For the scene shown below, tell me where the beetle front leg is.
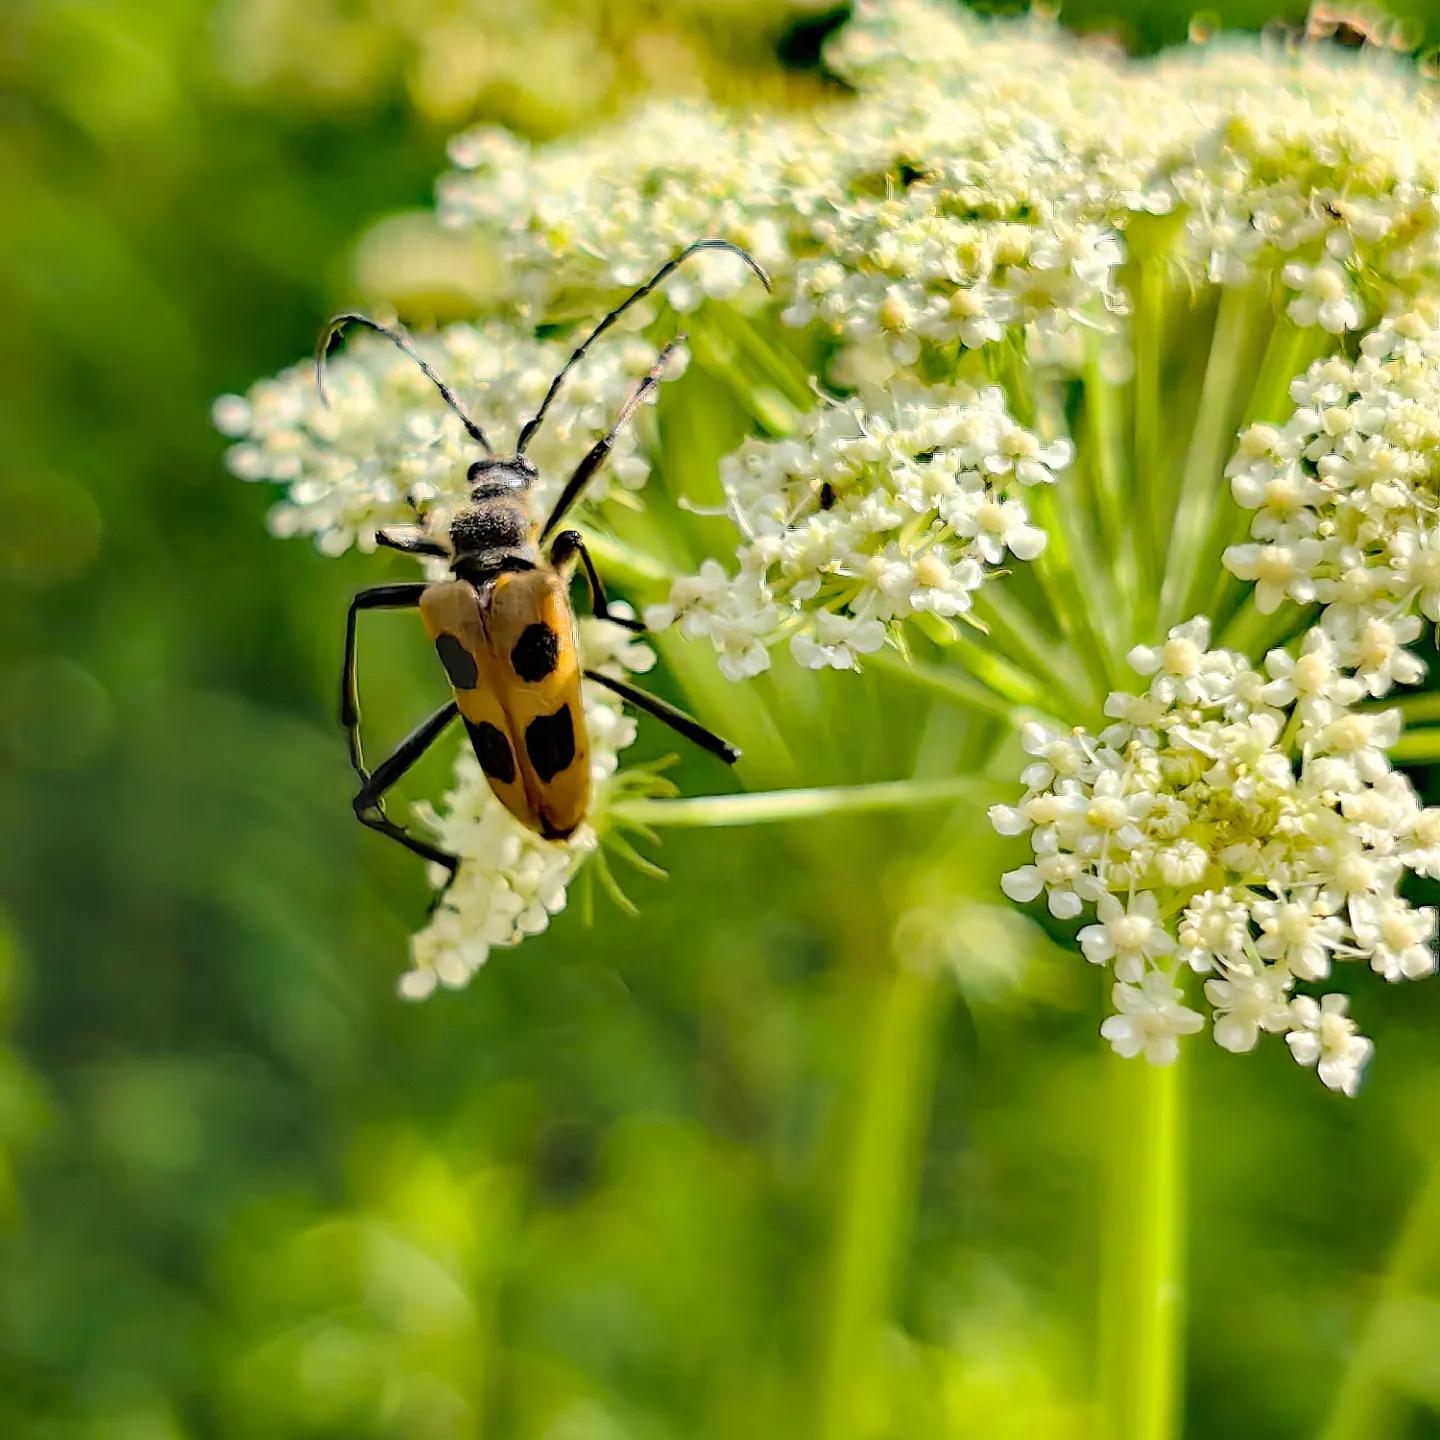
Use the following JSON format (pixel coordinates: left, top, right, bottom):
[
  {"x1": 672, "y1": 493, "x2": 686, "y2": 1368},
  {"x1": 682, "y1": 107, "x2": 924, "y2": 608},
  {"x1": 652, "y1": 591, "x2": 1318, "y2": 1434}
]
[{"x1": 549, "y1": 530, "x2": 646, "y2": 632}]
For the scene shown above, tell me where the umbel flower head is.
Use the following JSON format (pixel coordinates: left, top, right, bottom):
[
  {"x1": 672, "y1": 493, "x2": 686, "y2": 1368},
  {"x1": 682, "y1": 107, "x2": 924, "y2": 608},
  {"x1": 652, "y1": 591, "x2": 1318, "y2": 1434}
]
[
  {"x1": 221, "y1": 0, "x2": 1440, "y2": 1066},
  {"x1": 990, "y1": 619, "x2": 1440, "y2": 1095},
  {"x1": 646, "y1": 383, "x2": 1069, "y2": 677}
]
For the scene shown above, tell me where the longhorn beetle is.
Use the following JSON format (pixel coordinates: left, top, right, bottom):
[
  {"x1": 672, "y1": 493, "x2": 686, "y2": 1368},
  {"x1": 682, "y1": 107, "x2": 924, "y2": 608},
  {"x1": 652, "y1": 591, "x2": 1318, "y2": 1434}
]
[{"x1": 318, "y1": 238, "x2": 769, "y2": 878}]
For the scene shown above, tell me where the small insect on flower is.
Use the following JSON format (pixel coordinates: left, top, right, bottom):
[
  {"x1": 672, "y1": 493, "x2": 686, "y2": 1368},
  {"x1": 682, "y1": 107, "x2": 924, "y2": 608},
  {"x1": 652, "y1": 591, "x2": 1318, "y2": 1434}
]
[{"x1": 321, "y1": 239, "x2": 769, "y2": 885}]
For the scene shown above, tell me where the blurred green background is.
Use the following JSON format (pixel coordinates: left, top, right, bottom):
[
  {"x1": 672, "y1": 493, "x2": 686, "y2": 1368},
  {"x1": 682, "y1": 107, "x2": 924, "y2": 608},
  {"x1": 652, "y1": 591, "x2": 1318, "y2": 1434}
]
[{"x1": 8, "y1": 2, "x2": 1440, "y2": 1437}]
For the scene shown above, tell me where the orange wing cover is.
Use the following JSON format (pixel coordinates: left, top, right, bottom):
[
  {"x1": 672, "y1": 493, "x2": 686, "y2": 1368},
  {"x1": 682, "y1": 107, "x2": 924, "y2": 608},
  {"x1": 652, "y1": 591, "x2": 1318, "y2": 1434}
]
[{"x1": 419, "y1": 574, "x2": 590, "y2": 839}]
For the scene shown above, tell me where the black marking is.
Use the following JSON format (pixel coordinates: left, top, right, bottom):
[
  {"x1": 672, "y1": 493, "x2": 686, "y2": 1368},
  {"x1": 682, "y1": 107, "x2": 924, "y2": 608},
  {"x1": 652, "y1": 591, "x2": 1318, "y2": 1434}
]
[
  {"x1": 466, "y1": 718, "x2": 516, "y2": 784},
  {"x1": 512, "y1": 623, "x2": 560, "y2": 682},
  {"x1": 818, "y1": 481, "x2": 836, "y2": 511},
  {"x1": 525, "y1": 704, "x2": 576, "y2": 782},
  {"x1": 453, "y1": 552, "x2": 536, "y2": 587},
  {"x1": 435, "y1": 633, "x2": 479, "y2": 689}
]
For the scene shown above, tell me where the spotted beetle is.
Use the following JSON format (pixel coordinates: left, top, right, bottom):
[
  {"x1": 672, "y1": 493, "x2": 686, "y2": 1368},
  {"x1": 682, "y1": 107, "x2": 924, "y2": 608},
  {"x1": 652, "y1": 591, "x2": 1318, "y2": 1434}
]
[{"x1": 318, "y1": 239, "x2": 769, "y2": 877}]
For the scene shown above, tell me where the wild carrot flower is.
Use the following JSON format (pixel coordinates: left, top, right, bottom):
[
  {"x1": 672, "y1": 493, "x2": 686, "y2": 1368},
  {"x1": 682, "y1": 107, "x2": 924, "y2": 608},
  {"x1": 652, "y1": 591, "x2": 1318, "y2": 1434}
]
[
  {"x1": 222, "y1": 0, "x2": 1440, "y2": 1075},
  {"x1": 645, "y1": 383, "x2": 1068, "y2": 676},
  {"x1": 990, "y1": 621, "x2": 1440, "y2": 1094}
]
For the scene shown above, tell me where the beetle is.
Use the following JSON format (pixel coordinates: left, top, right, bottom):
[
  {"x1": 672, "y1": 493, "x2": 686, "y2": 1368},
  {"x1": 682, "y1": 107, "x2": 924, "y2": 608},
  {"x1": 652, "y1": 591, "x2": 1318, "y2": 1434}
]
[{"x1": 317, "y1": 238, "x2": 769, "y2": 878}]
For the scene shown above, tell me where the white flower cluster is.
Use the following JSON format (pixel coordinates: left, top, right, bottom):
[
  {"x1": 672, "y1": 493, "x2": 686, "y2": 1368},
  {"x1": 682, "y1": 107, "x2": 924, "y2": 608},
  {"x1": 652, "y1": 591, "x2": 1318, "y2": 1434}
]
[
  {"x1": 438, "y1": 104, "x2": 795, "y2": 317},
  {"x1": 990, "y1": 618, "x2": 1440, "y2": 1095},
  {"x1": 432, "y1": 0, "x2": 1440, "y2": 387},
  {"x1": 824, "y1": 1, "x2": 1440, "y2": 338},
  {"x1": 400, "y1": 616, "x2": 653, "y2": 999},
  {"x1": 215, "y1": 323, "x2": 680, "y2": 556},
  {"x1": 645, "y1": 384, "x2": 1069, "y2": 678},
  {"x1": 1225, "y1": 306, "x2": 1440, "y2": 690}
]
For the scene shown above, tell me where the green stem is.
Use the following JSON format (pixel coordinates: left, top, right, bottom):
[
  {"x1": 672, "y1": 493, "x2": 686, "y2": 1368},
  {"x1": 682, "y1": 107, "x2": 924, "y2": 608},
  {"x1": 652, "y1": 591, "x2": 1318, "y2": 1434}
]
[
  {"x1": 1318, "y1": 1164, "x2": 1440, "y2": 1440},
  {"x1": 1083, "y1": 330, "x2": 1136, "y2": 614},
  {"x1": 1098, "y1": 1053, "x2": 1186, "y2": 1440},
  {"x1": 815, "y1": 954, "x2": 949, "y2": 1440},
  {"x1": 865, "y1": 644, "x2": 1063, "y2": 728},
  {"x1": 1016, "y1": 486, "x2": 1126, "y2": 698},
  {"x1": 1385, "y1": 691, "x2": 1440, "y2": 725},
  {"x1": 611, "y1": 775, "x2": 999, "y2": 830},
  {"x1": 954, "y1": 625, "x2": 1091, "y2": 722},
  {"x1": 973, "y1": 587, "x2": 1092, "y2": 705},
  {"x1": 1215, "y1": 594, "x2": 1317, "y2": 661},
  {"x1": 1160, "y1": 279, "x2": 1268, "y2": 631},
  {"x1": 1387, "y1": 729, "x2": 1440, "y2": 766},
  {"x1": 1130, "y1": 259, "x2": 1168, "y2": 625}
]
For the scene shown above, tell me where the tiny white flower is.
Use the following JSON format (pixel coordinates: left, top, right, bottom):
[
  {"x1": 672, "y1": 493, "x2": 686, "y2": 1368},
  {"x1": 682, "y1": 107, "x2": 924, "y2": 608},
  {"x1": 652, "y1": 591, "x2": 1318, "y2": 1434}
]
[
  {"x1": 1101, "y1": 972, "x2": 1205, "y2": 1066},
  {"x1": 1286, "y1": 994, "x2": 1374, "y2": 1096},
  {"x1": 1205, "y1": 966, "x2": 1293, "y2": 1053},
  {"x1": 1078, "y1": 893, "x2": 1175, "y2": 982}
]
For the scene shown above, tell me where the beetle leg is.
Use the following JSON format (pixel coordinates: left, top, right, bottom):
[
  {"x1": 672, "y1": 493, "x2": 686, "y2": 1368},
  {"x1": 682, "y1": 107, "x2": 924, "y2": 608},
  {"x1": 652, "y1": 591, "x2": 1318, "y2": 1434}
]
[
  {"x1": 341, "y1": 583, "x2": 428, "y2": 778},
  {"x1": 352, "y1": 701, "x2": 462, "y2": 876},
  {"x1": 583, "y1": 668, "x2": 740, "y2": 764},
  {"x1": 540, "y1": 337, "x2": 687, "y2": 539},
  {"x1": 549, "y1": 530, "x2": 646, "y2": 632}
]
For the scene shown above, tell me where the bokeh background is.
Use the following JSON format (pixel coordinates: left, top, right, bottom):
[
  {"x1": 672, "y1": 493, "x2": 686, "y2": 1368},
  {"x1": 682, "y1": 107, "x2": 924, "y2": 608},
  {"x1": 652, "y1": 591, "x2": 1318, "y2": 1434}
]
[{"x1": 8, "y1": 2, "x2": 1440, "y2": 1437}]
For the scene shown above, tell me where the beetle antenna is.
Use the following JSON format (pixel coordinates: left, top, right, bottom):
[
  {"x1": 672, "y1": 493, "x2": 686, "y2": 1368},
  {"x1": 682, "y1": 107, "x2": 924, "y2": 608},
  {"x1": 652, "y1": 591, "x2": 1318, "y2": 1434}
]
[
  {"x1": 315, "y1": 313, "x2": 494, "y2": 455},
  {"x1": 514, "y1": 238, "x2": 770, "y2": 456}
]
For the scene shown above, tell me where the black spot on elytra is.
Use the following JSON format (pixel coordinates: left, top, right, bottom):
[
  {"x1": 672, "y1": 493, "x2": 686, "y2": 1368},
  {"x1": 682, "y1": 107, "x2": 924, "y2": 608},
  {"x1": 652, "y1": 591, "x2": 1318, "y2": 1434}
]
[
  {"x1": 511, "y1": 622, "x2": 560, "y2": 682},
  {"x1": 435, "y1": 633, "x2": 478, "y2": 689},
  {"x1": 466, "y1": 719, "x2": 515, "y2": 784},
  {"x1": 525, "y1": 703, "x2": 576, "y2": 782}
]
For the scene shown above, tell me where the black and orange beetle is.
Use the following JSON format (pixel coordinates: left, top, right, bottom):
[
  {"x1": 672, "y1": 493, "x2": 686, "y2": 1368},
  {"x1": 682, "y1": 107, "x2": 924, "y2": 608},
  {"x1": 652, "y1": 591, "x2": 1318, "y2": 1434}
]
[{"x1": 318, "y1": 239, "x2": 769, "y2": 876}]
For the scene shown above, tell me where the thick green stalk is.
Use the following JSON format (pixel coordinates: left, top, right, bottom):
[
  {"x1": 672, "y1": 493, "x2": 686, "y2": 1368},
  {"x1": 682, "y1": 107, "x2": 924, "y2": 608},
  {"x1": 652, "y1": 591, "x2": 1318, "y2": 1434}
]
[
  {"x1": 1097, "y1": 1053, "x2": 1187, "y2": 1440},
  {"x1": 814, "y1": 954, "x2": 950, "y2": 1440}
]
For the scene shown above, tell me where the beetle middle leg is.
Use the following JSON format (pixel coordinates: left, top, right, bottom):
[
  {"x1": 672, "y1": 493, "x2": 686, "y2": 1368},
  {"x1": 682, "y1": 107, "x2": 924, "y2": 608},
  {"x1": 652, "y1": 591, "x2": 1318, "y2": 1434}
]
[{"x1": 549, "y1": 530, "x2": 645, "y2": 632}]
